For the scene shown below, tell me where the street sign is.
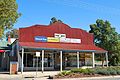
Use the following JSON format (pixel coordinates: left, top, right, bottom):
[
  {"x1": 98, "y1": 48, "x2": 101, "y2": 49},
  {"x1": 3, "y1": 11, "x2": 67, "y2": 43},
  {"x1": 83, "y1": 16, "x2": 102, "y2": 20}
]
[
  {"x1": 35, "y1": 52, "x2": 40, "y2": 78},
  {"x1": 36, "y1": 52, "x2": 40, "y2": 57}
]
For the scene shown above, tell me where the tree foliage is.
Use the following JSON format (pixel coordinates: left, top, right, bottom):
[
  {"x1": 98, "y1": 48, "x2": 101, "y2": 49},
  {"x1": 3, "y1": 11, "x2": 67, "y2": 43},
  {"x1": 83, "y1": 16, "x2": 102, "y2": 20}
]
[
  {"x1": 6, "y1": 29, "x2": 18, "y2": 38},
  {"x1": 50, "y1": 17, "x2": 63, "y2": 24},
  {"x1": 0, "y1": 0, "x2": 20, "y2": 38},
  {"x1": 89, "y1": 19, "x2": 120, "y2": 66}
]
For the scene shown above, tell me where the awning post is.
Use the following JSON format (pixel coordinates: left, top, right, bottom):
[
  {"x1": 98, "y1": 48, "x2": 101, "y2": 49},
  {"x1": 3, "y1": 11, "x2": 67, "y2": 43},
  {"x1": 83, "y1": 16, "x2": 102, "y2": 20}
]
[
  {"x1": 77, "y1": 52, "x2": 79, "y2": 68},
  {"x1": 42, "y1": 50, "x2": 44, "y2": 73},
  {"x1": 3, "y1": 51, "x2": 5, "y2": 58},
  {"x1": 21, "y1": 48, "x2": 24, "y2": 74},
  {"x1": 92, "y1": 52, "x2": 95, "y2": 68},
  {"x1": 60, "y1": 51, "x2": 62, "y2": 72}
]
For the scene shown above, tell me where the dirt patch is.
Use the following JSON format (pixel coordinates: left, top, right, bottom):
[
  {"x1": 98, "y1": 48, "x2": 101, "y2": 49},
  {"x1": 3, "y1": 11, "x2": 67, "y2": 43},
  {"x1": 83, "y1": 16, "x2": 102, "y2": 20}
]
[{"x1": 53, "y1": 73, "x2": 103, "y2": 79}]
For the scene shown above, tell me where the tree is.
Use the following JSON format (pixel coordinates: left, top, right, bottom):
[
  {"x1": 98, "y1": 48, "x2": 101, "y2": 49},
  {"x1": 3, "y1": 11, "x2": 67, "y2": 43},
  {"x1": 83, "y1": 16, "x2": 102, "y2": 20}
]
[
  {"x1": 50, "y1": 17, "x2": 63, "y2": 24},
  {"x1": 89, "y1": 19, "x2": 120, "y2": 66},
  {"x1": 6, "y1": 29, "x2": 18, "y2": 38},
  {"x1": 0, "y1": 0, "x2": 20, "y2": 38}
]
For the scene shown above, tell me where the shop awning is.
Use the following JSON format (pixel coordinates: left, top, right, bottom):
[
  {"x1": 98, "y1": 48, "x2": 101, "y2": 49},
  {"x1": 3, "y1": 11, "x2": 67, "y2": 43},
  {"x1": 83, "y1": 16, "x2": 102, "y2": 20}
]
[
  {"x1": 0, "y1": 50, "x2": 5, "y2": 53},
  {"x1": 19, "y1": 42, "x2": 107, "y2": 53}
]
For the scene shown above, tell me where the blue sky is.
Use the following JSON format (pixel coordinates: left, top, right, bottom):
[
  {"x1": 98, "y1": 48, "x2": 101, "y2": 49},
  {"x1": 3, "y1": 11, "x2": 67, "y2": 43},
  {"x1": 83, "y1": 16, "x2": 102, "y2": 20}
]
[{"x1": 15, "y1": 0, "x2": 120, "y2": 33}]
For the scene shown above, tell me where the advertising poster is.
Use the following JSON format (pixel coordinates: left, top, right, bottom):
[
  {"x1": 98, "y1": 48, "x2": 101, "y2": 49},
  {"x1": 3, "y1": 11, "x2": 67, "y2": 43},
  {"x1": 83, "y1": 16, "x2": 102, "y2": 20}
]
[
  {"x1": 34, "y1": 36, "x2": 47, "y2": 42},
  {"x1": 71, "y1": 38, "x2": 81, "y2": 43},
  {"x1": 60, "y1": 38, "x2": 71, "y2": 43},
  {"x1": 47, "y1": 37, "x2": 59, "y2": 42}
]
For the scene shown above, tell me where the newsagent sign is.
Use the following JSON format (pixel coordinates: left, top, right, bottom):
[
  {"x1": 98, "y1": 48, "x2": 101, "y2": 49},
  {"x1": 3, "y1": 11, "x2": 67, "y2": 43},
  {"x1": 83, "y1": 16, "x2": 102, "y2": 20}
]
[
  {"x1": 35, "y1": 33, "x2": 81, "y2": 43},
  {"x1": 35, "y1": 36, "x2": 47, "y2": 42}
]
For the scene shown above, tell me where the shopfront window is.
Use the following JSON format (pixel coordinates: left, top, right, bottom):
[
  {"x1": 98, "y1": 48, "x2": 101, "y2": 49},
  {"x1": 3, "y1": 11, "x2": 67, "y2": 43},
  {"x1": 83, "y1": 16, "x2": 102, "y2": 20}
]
[
  {"x1": 64, "y1": 52, "x2": 92, "y2": 67},
  {"x1": 85, "y1": 53, "x2": 92, "y2": 66},
  {"x1": 80, "y1": 53, "x2": 85, "y2": 66},
  {"x1": 24, "y1": 52, "x2": 54, "y2": 68},
  {"x1": 65, "y1": 54, "x2": 77, "y2": 67}
]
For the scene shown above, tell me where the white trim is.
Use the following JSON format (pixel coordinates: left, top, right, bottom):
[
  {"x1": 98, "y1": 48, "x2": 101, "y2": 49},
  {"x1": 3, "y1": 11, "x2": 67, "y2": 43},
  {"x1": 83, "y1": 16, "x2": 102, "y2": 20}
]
[
  {"x1": 42, "y1": 50, "x2": 44, "y2": 72},
  {"x1": 60, "y1": 51, "x2": 62, "y2": 72},
  {"x1": 92, "y1": 52, "x2": 95, "y2": 68},
  {"x1": 21, "y1": 48, "x2": 24, "y2": 74},
  {"x1": 77, "y1": 52, "x2": 79, "y2": 68}
]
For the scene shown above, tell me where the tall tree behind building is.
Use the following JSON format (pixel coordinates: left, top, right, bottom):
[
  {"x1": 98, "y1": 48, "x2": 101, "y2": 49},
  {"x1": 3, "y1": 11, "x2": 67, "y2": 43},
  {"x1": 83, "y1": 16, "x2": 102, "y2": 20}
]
[
  {"x1": 50, "y1": 17, "x2": 63, "y2": 24},
  {"x1": 89, "y1": 19, "x2": 120, "y2": 66},
  {"x1": 0, "y1": 0, "x2": 21, "y2": 38}
]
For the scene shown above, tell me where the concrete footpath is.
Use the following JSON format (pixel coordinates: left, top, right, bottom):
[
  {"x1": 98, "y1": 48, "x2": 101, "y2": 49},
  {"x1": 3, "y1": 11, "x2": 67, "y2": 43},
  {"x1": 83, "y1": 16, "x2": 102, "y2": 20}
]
[
  {"x1": 0, "y1": 71, "x2": 59, "y2": 80},
  {"x1": 0, "y1": 71, "x2": 120, "y2": 80}
]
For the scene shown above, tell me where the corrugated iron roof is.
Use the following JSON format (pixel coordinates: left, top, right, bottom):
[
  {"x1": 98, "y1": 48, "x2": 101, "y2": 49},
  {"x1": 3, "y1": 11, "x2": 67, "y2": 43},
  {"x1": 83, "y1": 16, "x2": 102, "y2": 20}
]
[
  {"x1": 19, "y1": 42, "x2": 107, "y2": 53},
  {"x1": 19, "y1": 22, "x2": 94, "y2": 45},
  {"x1": 19, "y1": 22, "x2": 107, "y2": 53}
]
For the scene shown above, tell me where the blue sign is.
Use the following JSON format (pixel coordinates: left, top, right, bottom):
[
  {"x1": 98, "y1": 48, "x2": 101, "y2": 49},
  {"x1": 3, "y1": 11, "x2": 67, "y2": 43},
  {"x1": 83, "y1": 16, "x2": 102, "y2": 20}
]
[{"x1": 35, "y1": 36, "x2": 47, "y2": 42}]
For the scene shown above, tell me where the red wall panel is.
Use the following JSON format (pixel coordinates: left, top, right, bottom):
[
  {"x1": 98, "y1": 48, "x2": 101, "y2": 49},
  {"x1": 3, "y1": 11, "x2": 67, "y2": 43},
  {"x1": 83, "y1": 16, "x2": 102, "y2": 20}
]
[{"x1": 19, "y1": 22, "x2": 94, "y2": 45}]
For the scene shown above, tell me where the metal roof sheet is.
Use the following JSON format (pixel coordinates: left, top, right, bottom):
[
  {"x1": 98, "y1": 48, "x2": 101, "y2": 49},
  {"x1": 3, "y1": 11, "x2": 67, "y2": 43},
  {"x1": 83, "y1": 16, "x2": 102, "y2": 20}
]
[{"x1": 19, "y1": 42, "x2": 107, "y2": 53}]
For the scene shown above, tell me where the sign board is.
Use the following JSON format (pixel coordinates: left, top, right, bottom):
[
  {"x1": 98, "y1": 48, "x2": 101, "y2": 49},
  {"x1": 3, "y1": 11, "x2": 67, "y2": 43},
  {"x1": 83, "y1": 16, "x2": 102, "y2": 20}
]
[
  {"x1": 36, "y1": 52, "x2": 40, "y2": 57},
  {"x1": 35, "y1": 36, "x2": 47, "y2": 42},
  {"x1": 60, "y1": 38, "x2": 71, "y2": 43},
  {"x1": 71, "y1": 38, "x2": 81, "y2": 43},
  {"x1": 54, "y1": 33, "x2": 66, "y2": 38},
  {"x1": 47, "y1": 37, "x2": 59, "y2": 42},
  {"x1": 34, "y1": 33, "x2": 81, "y2": 44}
]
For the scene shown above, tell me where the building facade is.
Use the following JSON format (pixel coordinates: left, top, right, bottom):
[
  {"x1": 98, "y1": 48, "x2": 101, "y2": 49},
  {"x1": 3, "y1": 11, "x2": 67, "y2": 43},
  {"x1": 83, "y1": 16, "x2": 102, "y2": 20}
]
[{"x1": 17, "y1": 22, "x2": 108, "y2": 73}]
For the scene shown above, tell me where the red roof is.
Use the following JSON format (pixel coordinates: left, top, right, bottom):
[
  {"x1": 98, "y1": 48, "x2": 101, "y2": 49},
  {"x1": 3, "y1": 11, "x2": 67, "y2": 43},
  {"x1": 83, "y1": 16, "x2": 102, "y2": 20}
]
[
  {"x1": 19, "y1": 42, "x2": 106, "y2": 53},
  {"x1": 19, "y1": 22, "x2": 107, "y2": 53},
  {"x1": 19, "y1": 22, "x2": 94, "y2": 45}
]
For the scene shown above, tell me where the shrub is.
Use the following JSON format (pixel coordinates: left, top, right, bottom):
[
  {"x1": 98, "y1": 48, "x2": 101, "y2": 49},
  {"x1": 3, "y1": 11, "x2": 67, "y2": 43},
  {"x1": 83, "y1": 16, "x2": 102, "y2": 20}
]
[
  {"x1": 86, "y1": 68, "x2": 95, "y2": 75},
  {"x1": 71, "y1": 68, "x2": 95, "y2": 74},
  {"x1": 107, "y1": 67, "x2": 117, "y2": 75},
  {"x1": 111, "y1": 66, "x2": 120, "y2": 75},
  {"x1": 115, "y1": 66, "x2": 120, "y2": 70},
  {"x1": 95, "y1": 68, "x2": 110, "y2": 75},
  {"x1": 71, "y1": 68, "x2": 82, "y2": 73},
  {"x1": 58, "y1": 73, "x2": 64, "y2": 76},
  {"x1": 80, "y1": 69, "x2": 89, "y2": 74},
  {"x1": 94, "y1": 68, "x2": 102, "y2": 74},
  {"x1": 58, "y1": 66, "x2": 120, "y2": 77},
  {"x1": 110, "y1": 70, "x2": 117, "y2": 75},
  {"x1": 61, "y1": 71, "x2": 71, "y2": 76},
  {"x1": 117, "y1": 70, "x2": 120, "y2": 75}
]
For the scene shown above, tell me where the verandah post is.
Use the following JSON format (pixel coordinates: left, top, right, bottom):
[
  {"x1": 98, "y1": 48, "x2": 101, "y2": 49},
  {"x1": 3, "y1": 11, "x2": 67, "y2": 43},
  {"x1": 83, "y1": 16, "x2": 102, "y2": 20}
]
[
  {"x1": 60, "y1": 51, "x2": 62, "y2": 72},
  {"x1": 21, "y1": 48, "x2": 24, "y2": 74},
  {"x1": 77, "y1": 52, "x2": 79, "y2": 68},
  {"x1": 42, "y1": 50, "x2": 44, "y2": 73},
  {"x1": 92, "y1": 52, "x2": 95, "y2": 68}
]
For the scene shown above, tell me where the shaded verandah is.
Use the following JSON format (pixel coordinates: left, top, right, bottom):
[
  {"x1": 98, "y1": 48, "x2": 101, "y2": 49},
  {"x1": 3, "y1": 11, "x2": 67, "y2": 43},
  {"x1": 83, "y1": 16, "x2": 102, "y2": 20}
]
[{"x1": 18, "y1": 46, "x2": 108, "y2": 74}]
